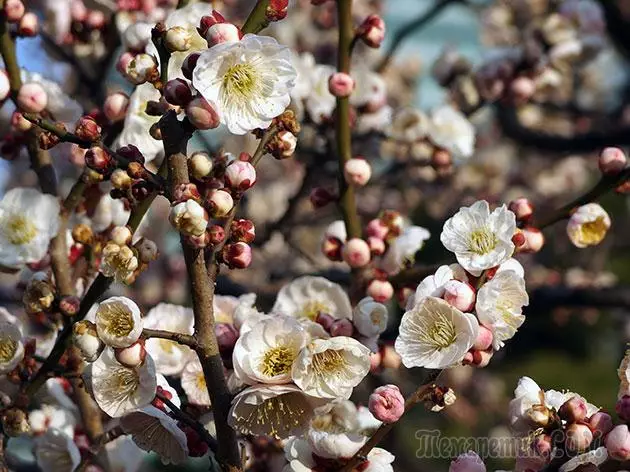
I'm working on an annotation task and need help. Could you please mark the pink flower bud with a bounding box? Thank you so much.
[164,78,193,107]
[17,83,47,113]
[86,10,105,29]
[589,411,613,437]
[599,147,627,176]
[4,0,24,23]
[508,198,534,222]
[431,149,452,169]
[197,11,227,38]
[366,218,390,240]
[0,70,9,102]
[532,434,553,459]
[11,111,32,131]
[315,312,335,331]
[186,96,220,130]
[473,325,494,351]
[380,210,404,237]
[75,116,101,142]
[510,77,536,103]
[329,319,354,337]
[70,1,87,22]
[208,225,225,245]
[173,183,201,203]
[565,423,593,452]
[114,341,147,368]
[449,451,485,472]
[443,280,475,312]
[181,52,200,80]
[310,187,335,209]
[59,296,81,317]
[224,160,256,192]
[328,72,355,98]
[135,237,158,263]
[17,12,38,36]
[215,323,239,353]
[471,348,494,368]
[322,236,343,261]
[205,23,241,47]
[125,53,158,85]
[367,279,394,303]
[368,236,386,256]
[342,238,371,268]
[222,242,252,269]
[230,219,255,243]
[369,384,405,424]
[606,425,630,461]
[558,396,588,423]
[266,0,288,21]
[103,92,129,122]
[520,227,545,253]
[276,130,297,159]
[357,14,386,48]
[617,395,630,421]
[116,52,134,77]
[85,146,112,173]
[207,189,234,218]
[344,157,372,187]
[164,26,192,52]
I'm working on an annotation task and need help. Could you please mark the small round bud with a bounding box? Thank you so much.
[617,395,630,422]
[369,385,405,424]
[266,0,288,21]
[509,198,534,222]
[315,312,335,331]
[72,320,104,363]
[599,147,627,176]
[328,72,355,98]
[75,116,101,142]
[117,144,145,164]
[443,280,476,312]
[368,236,386,256]
[189,152,214,179]
[85,146,112,173]
[104,92,130,122]
[473,325,493,351]
[558,396,588,423]
[86,10,105,29]
[114,340,147,368]
[207,189,234,218]
[222,242,252,269]
[565,423,593,452]
[367,279,394,303]
[366,218,390,240]
[224,160,257,192]
[322,236,343,261]
[471,348,494,368]
[72,224,93,245]
[342,238,371,268]
[329,319,354,337]
[186,96,220,130]
[230,219,255,244]
[165,26,192,52]
[116,52,134,76]
[134,238,158,263]
[205,23,241,47]
[181,52,200,80]
[310,187,335,209]
[169,199,208,237]
[520,227,545,253]
[125,53,159,85]
[344,157,372,187]
[111,169,133,190]
[208,225,226,245]
[431,149,452,169]
[59,296,81,317]
[172,182,201,203]
[589,411,613,437]
[276,130,297,159]
[357,15,386,48]
[110,226,132,246]
[17,12,38,36]
[510,77,536,103]
[380,210,404,237]
[4,0,25,23]
[70,0,87,22]
[197,11,227,37]
[164,78,193,107]
[216,323,239,353]
[11,111,32,131]
[17,83,48,113]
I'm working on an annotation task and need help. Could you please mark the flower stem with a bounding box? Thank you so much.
[242,0,271,34]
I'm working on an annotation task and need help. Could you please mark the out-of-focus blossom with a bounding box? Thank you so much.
[566,203,611,248]
[272,276,353,321]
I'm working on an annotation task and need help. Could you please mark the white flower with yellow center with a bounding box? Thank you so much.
[192,34,297,134]
[34,428,81,472]
[440,200,516,276]
[144,303,194,377]
[307,400,366,459]
[215,293,255,325]
[291,337,371,399]
[476,270,529,350]
[305,64,337,124]
[381,225,431,275]
[0,322,24,374]
[94,296,143,348]
[352,297,388,338]
[395,296,478,369]
[229,383,326,439]
[427,104,476,162]
[90,348,157,418]
[567,203,611,248]
[120,406,189,465]
[233,315,308,385]
[0,188,60,269]
[29,404,76,438]
[181,356,211,406]
[272,276,353,322]
[116,83,162,163]
[100,242,139,284]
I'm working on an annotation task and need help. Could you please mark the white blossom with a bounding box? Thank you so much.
[120,406,189,465]
[29,405,76,438]
[34,428,81,472]
[99,242,139,284]
[566,203,611,248]
[559,447,608,472]
[193,34,296,134]
[0,322,23,374]
[352,297,388,338]
[406,264,468,310]
[233,315,308,385]
[291,337,371,399]
[307,400,366,459]
[144,303,194,376]
[395,296,478,369]
[21,71,82,125]
[440,200,516,276]
[90,348,157,417]
[94,296,143,348]
[181,356,211,406]
[304,64,337,124]
[169,199,208,237]
[90,193,130,233]
[381,225,431,275]
[229,383,325,438]
[272,276,353,321]
[0,188,60,269]
[427,104,475,162]
[476,270,529,350]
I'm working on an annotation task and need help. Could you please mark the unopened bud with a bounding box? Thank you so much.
[197,11,227,38]
[266,0,288,21]
[606,425,630,461]
[328,72,355,98]
[520,227,544,253]
[59,296,81,317]
[230,219,255,243]
[11,111,32,131]
[380,210,404,237]
[208,225,225,245]
[186,96,220,130]
[224,160,256,192]
[173,182,201,203]
[510,77,536,104]
[369,385,405,423]
[189,151,213,179]
[17,12,38,36]
[17,83,47,113]
[565,423,593,452]
[110,226,132,246]
[111,168,133,189]
[216,323,239,353]
[366,219,390,240]
[558,396,588,423]
[222,242,252,269]
[164,78,193,107]
[114,340,147,368]
[599,147,627,176]
[276,130,297,159]
[75,116,101,142]
[342,238,371,268]
[207,189,234,218]
[322,236,343,261]
[72,224,93,245]
[344,157,372,187]
[4,0,25,23]
[181,52,200,80]
[443,280,475,312]
[329,319,354,337]
[509,198,534,222]
[367,279,394,303]
[473,325,493,351]
[169,199,208,237]
[357,14,386,48]
[1,408,30,437]
[589,411,613,437]
[126,53,159,85]
[85,146,112,173]
[134,238,158,263]
[617,395,630,422]
[310,187,335,209]
[471,348,494,368]
[368,236,386,256]
[315,312,335,331]
[117,144,145,164]
[164,26,192,52]
[104,92,129,122]
[205,23,241,47]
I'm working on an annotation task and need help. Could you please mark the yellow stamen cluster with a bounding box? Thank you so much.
[467,227,498,255]
[3,215,37,245]
[260,346,296,377]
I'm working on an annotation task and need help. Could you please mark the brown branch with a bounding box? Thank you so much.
[142,328,197,348]
[160,110,241,471]
[0,434,8,472]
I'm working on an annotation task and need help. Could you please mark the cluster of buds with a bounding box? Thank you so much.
[260,110,300,160]
[98,226,157,284]
[118,52,159,86]
[64,0,109,46]
[3,0,38,37]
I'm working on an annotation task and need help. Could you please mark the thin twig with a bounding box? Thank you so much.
[142,328,198,348]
